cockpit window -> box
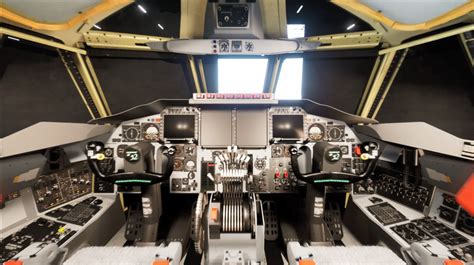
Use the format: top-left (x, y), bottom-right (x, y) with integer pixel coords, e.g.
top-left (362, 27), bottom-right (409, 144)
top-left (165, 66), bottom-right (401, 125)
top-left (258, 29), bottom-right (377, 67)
top-left (217, 58), bottom-right (269, 93)
top-left (286, 1), bottom-right (374, 36)
top-left (93, 1), bottom-right (180, 38)
top-left (275, 58), bottom-right (303, 100)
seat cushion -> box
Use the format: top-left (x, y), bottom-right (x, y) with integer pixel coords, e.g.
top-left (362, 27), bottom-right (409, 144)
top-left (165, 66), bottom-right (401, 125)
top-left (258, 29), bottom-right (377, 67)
top-left (64, 243), bottom-right (181, 265)
top-left (287, 242), bottom-right (406, 265)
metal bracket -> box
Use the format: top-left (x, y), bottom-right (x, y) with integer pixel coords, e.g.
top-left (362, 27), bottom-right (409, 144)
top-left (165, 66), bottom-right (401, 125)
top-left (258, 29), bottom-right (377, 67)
top-left (305, 30), bottom-right (381, 51)
top-left (58, 50), bottom-right (111, 118)
top-left (83, 30), bottom-right (172, 51)
top-left (358, 48), bottom-right (408, 119)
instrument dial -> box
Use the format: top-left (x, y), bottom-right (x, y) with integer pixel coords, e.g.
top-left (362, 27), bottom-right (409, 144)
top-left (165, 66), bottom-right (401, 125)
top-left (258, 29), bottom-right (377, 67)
top-left (184, 145), bottom-right (195, 157)
top-left (122, 126), bottom-right (140, 141)
top-left (141, 123), bottom-right (160, 142)
top-left (308, 123), bottom-right (325, 141)
top-left (327, 126), bottom-right (345, 141)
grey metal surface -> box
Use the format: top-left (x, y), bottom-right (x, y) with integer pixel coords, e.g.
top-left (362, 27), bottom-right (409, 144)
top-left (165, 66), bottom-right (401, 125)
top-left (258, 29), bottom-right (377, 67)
top-left (0, 122), bottom-right (114, 158)
top-left (355, 122), bottom-right (474, 161)
top-left (201, 110), bottom-right (233, 148)
top-left (0, 153), bottom-right (46, 195)
top-left (236, 109), bottom-right (268, 148)
top-left (420, 153), bottom-right (474, 194)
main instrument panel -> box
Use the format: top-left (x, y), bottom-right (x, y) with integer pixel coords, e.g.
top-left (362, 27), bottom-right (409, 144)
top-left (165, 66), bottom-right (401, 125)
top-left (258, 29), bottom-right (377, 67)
top-left (99, 105), bottom-right (368, 194)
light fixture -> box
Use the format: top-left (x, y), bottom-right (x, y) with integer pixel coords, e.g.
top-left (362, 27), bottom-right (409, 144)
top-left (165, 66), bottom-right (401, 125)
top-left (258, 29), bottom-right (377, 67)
top-left (296, 5), bottom-right (303, 14)
top-left (158, 24), bottom-right (164, 30)
top-left (346, 23), bottom-right (356, 30)
top-left (138, 4), bottom-right (147, 14)
top-left (93, 24), bottom-right (102, 30)
top-left (7, 36), bottom-right (20, 41)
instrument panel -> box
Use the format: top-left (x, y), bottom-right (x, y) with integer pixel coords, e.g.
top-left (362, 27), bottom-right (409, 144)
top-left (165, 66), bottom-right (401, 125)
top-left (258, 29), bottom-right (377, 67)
top-left (102, 106), bottom-right (366, 194)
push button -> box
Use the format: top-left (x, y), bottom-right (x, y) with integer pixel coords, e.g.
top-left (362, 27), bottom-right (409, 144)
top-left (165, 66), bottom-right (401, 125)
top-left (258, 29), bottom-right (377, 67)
top-left (211, 207), bottom-right (219, 222)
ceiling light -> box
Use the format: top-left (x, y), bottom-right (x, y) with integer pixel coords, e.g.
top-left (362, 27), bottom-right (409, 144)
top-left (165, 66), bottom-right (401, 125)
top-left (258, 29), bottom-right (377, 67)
top-left (93, 24), bottom-right (102, 30)
top-left (7, 36), bottom-right (20, 41)
top-left (138, 4), bottom-right (147, 14)
top-left (296, 5), bottom-right (303, 14)
top-left (158, 24), bottom-right (164, 30)
top-left (346, 24), bottom-right (356, 30)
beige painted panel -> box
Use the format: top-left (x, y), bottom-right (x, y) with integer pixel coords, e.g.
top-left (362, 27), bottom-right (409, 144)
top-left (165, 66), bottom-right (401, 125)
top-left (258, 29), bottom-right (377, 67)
top-left (260, 0), bottom-right (287, 39)
top-left (180, 0), bottom-right (206, 39)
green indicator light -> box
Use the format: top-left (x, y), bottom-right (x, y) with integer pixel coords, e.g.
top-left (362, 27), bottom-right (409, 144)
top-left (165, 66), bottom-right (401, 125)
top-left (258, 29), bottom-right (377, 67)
top-left (115, 179), bottom-right (151, 184)
top-left (313, 179), bottom-right (350, 184)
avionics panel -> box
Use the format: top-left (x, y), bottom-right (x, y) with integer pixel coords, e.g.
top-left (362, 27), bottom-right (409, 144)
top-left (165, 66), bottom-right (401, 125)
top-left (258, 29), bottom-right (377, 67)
top-left (236, 109), bottom-right (267, 148)
top-left (163, 115), bottom-right (195, 140)
top-left (201, 110), bottom-right (232, 148)
top-left (271, 115), bottom-right (304, 140)
top-left (32, 161), bottom-right (93, 212)
top-left (101, 104), bottom-right (364, 194)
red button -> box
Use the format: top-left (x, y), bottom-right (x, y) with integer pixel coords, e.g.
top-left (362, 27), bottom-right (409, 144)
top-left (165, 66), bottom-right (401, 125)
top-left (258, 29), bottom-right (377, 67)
top-left (355, 146), bottom-right (362, 156)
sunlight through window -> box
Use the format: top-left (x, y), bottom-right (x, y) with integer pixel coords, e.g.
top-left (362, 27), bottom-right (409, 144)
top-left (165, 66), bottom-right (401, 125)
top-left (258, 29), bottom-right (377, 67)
top-left (275, 58), bottom-right (303, 100)
top-left (218, 58), bottom-right (268, 93)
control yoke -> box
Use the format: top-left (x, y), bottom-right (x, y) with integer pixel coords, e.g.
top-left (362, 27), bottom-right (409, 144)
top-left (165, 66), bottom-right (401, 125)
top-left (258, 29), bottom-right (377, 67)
top-left (289, 143), bottom-right (379, 185)
top-left (86, 142), bottom-right (176, 185)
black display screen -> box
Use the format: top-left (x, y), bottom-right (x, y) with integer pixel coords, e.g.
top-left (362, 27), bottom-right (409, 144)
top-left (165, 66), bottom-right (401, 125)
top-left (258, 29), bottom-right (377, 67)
top-left (163, 115), bottom-right (195, 139)
top-left (272, 115), bottom-right (304, 139)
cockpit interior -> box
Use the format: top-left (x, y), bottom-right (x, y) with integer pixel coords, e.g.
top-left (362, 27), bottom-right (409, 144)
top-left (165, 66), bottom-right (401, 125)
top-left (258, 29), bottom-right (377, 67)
top-left (1, 1), bottom-right (473, 265)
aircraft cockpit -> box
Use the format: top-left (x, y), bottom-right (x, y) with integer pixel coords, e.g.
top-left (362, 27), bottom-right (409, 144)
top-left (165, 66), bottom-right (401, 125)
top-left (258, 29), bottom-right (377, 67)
top-left (1, 1), bottom-right (473, 265)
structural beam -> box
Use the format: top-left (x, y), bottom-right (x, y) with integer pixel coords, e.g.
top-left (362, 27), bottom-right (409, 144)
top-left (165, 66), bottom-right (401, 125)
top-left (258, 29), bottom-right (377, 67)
top-left (358, 49), bottom-right (408, 119)
top-left (74, 53), bottom-right (110, 117)
top-left (188, 55), bottom-right (202, 93)
top-left (371, 49), bottom-right (409, 118)
top-left (83, 31), bottom-right (172, 51)
top-left (0, 27), bottom-right (86, 54)
top-left (197, 58), bottom-right (208, 93)
top-left (59, 50), bottom-right (111, 118)
top-left (268, 55), bottom-right (282, 93)
top-left (459, 31), bottom-right (474, 68)
top-left (356, 56), bottom-right (381, 115)
top-left (306, 31), bottom-right (381, 51)
top-left (379, 24), bottom-right (474, 55)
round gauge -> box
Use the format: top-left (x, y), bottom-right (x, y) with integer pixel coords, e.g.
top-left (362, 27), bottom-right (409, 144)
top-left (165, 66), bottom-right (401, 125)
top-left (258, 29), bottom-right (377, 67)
top-left (185, 160), bottom-right (196, 171)
top-left (272, 146), bottom-right (284, 157)
top-left (174, 160), bottom-right (184, 171)
top-left (117, 145), bottom-right (128, 158)
top-left (123, 126), bottom-right (140, 141)
top-left (254, 158), bottom-right (266, 170)
top-left (328, 127), bottom-right (343, 141)
top-left (104, 148), bottom-right (114, 157)
top-left (308, 123), bottom-right (325, 141)
top-left (141, 123), bottom-right (159, 141)
top-left (175, 146), bottom-right (184, 157)
top-left (184, 145), bottom-right (195, 157)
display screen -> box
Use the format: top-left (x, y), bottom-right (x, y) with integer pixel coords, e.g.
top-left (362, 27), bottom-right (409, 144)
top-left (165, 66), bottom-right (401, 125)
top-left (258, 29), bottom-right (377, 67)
top-left (272, 115), bottom-right (304, 139)
top-left (163, 115), bottom-right (195, 139)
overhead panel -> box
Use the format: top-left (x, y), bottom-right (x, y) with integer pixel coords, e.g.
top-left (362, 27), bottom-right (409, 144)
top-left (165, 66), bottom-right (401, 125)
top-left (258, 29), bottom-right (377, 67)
top-left (0, 0), bottom-right (131, 31)
top-left (359, 0), bottom-right (469, 25)
top-left (332, 0), bottom-right (474, 31)
top-left (2, 0), bottom-right (101, 23)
